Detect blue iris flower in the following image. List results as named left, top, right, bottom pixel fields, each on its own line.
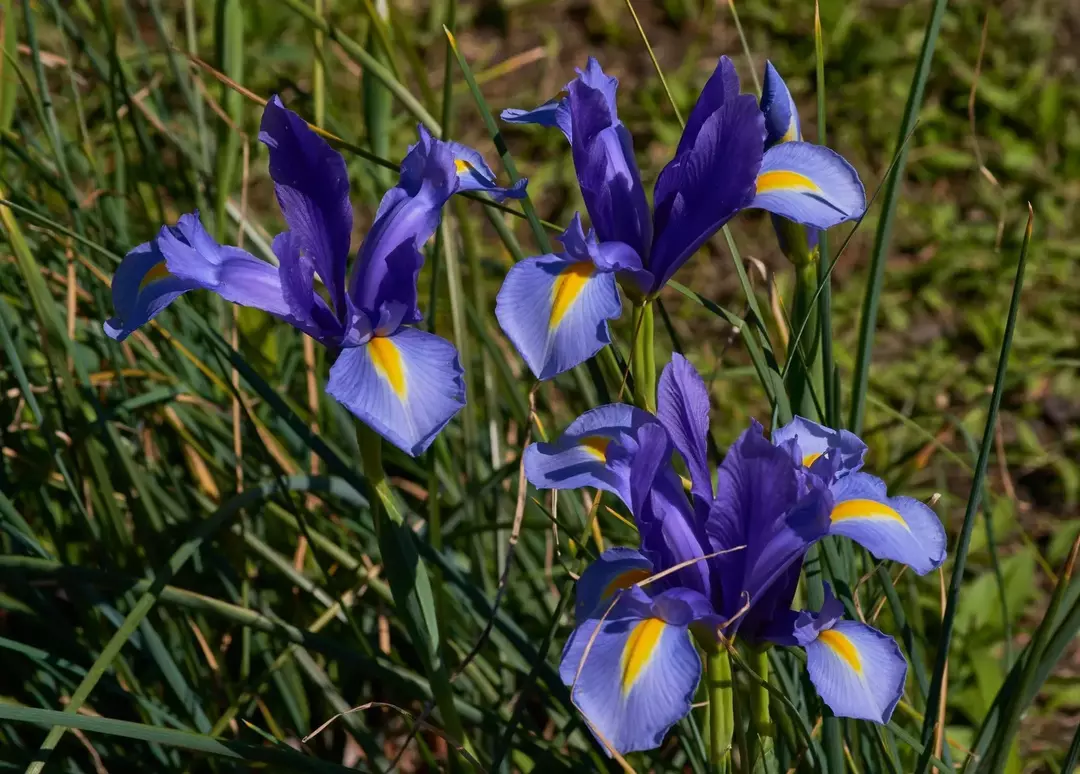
left=104, top=97, right=525, bottom=457
left=525, top=355, right=945, bottom=753
left=495, top=56, right=865, bottom=380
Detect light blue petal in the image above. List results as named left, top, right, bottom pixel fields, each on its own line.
left=559, top=597, right=701, bottom=754
left=443, top=140, right=527, bottom=200
left=495, top=254, right=622, bottom=380
left=325, top=327, right=465, bottom=457
left=575, top=548, right=654, bottom=624
left=523, top=403, right=656, bottom=505
left=828, top=472, right=946, bottom=575
left=803, top=620, right=906, bottom=724
left=771, top=415, right=867, bottom=479
left=104, top=239, right=199, bottom=341
left=500, top=97, right=572, bottom=142
left=750, top=142, right=865, bottom=229
left=760, top=61, right=801, bottom=148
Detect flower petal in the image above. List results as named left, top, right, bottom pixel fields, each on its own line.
left=272, top=232, right=345, bottom=342
left=760, top=61, right=802, bottom=148
left=349, top=126, right=457, bottom=324
left=104, top=239, right=199, bottom=341
left=803, top=620, right=906, bottom=724
left=523, top=403, right=657, bottom=505
left=650, top=91, right=764, bottom=292
left=750, top=142, right=865, bottom=229
left=677, top=56, right=741, bottom=157
left=443, top=140, right=527, bottom=200
left=259, top=96, right=352, bottom=316
left=657, top=354, right=713, bottom=500
left=500, top=97, right=572, bottom=142
left=495, top=254, right=622, bottom=380
left=827, top=472, right=946, bottom=575
left=771, top=415, right=867, bottom=480
left=325, top=327, right=465, bottom=457
left=565, top=58, right=652, bottom=260
left=575, top=548, right=654, bottom=624
left=560, top=594, right=702, bottom=754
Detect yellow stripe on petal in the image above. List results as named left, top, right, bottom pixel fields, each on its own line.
left=139, top=261, right=170, bottom=292
left=803, top=452, right=823, bottom=468
left=620, top=618, right=666, bottom=695
left=454, top=159, right=469, bottom=174
left=818, top=629, right=862, bottom=674
left=781, top=119, right=799, bottom=144
left=756, top=170, right=820, bottom=195
left=601, top=568, right=651, bottom=602
left=578, top=435, right=609, bottom=462
left=549, top=261, right=594, bottom=331
left=368, top=337, right=407, bottom=400
left=831, top=498, right=908, bottom=529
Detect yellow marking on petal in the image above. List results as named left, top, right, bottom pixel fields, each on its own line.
left=368, top=337, right=407, bottom=400
left=819, top=629, right=862, bottom=674
left=756, top=170, right=820, bottom=195
left=620, top=618, right=666, bottom=695
left=803, top=452, right=823, bottom=468
left=454, top=158, right=470, bottom=174
left=549, top=261, right=594, bottom=330
left=781, top=119, right=799, bottom=143
left=601, top=568, right=651, bottom=602
left=139, top=261, right=170, bottom=291
left=831, top=498, right=908, bottom=529
left=578, top=435, right=609, bottom=462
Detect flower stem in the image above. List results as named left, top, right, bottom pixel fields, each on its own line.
left=747, top=647, right=774, bottom=768
left=356, top=424, right=474, bottom=758
left=706, top=647, right=734, bottom=773
left=631, top=301, right=656, bottom=412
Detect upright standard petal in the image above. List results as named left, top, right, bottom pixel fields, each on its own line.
left=650, top=82, right=764, bottom=292
left=760, top=62, right=802, bottom=148
left=523, top=403, right=657, bottom=505
left=259, top=96, right=352, bottom=316
left=676, top=56, right=741, bottom=157
left=350, top=127, right=458, bottom=323
left=797, top=615, right=906, bottom=725
left=560, top=588, right=703, bottom=754
left=565, top=58, right=652, bottom=259
left=500, top=96, right=572, bottom=142
left=574, top=548, right=654, bottom=624
left=750, top=142, right=865, bottom=229
left=827, top=472, right=946, bottom=575
left=772, top=415, right=867, bottom=480
left=104, top=239, right=199, bottom=341
left=325, top=327, right=465, bottom=457
left=657, top=354, right=714, bottom=500
left=495, top=253, right=622, bottom=380
left=705, top=421, right=831, bottom=631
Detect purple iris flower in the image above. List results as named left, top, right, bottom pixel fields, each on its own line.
left=104, top=97, right=525, bottom=457
left=496, top=57, right=865, bottom=380
left=524, top=355, right=945, bottom=753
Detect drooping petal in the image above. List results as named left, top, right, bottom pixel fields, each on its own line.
left=760, top=61, right=802, bottom=148
left=104, top=239, right=199, bottom=341
left=657, top=354, right=713, bottom=500
left=802, top=620, right=906, bottom=724
left=827, top=472, right=946, bottom=575
left=523, top=403, right=657, bottom=505
left=559, top=590, right=703, bottom=754
left=259, top=96, right=352, bottom=316
left=443, top=140, right=527, bottom=200
left=620, top=422, right=712, bottom=597
left=771, top=415, right=867, bottom=480
left=494, top=254, right=622, bottom=380
left=575, top=548, right=654, bottom=624
left=650, top=88, right=764, bottom=292
left=325, top=327, right=465, bottom=457
left=706, top=420, right=831, bottom=629
left=349, top=126, right=458, bottom=323
left=565, top=58, right=652, bottom=260
left=750, top=142, right=865, bottom=229
left=500, top=96, right=572, bottom=142
left=677, top=56, right=741, bottom=157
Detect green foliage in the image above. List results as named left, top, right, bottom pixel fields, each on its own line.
left=0, top=1, right=1077, bottom=772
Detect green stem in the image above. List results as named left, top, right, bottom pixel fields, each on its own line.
left=706, top=648, right=734, bottom=773
left=747, top=647, right=773, bottom=767
left=790, top=258, right=824, bottom=422
left=631, top=301, right=656, bottom=412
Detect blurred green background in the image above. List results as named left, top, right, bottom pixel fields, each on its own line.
left=0, top=0, right=1077, bottom=771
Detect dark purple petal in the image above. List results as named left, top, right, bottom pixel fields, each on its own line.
left=259, top=96, right=352, bottom=318
left=272, top=232, right=344, bottom=343
left=566, top=58, right=652, bottom=260
left=677, top=56, right=741, bottom=157
left=649, top=91, right=765, bottom=292
left=657, top=354, right=713, bottom=501
left=760, top=61, right=802, bottom=149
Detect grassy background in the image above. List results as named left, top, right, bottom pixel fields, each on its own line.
left=0, top=0, right=1078, bottom=771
